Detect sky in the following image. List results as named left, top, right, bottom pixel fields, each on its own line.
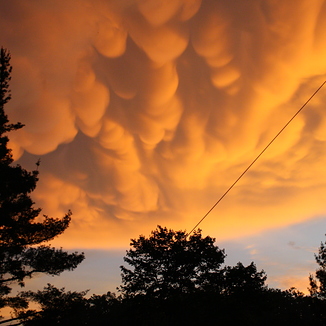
left=1, top=0, right=326, bottom=296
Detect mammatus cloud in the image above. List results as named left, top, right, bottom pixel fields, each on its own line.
left=1, top=0, right=326, bottom=249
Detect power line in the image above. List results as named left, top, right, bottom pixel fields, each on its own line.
left=187, top=80, right=326, bottom=236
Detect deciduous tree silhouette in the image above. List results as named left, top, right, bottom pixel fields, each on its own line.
left=309, top=235, right=326, bottom=298
left=202, top=261, right=267, bottom=295
left=17, top=284, right=89, bottom=326
left=10, top=227, right=326, bottom=325
left=119, top=225, right=226, bottom=298
left=15, top=285, right=120, bottom=326
left=0, top=47, right=84, bottom=313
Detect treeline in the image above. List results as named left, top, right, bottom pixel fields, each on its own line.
left=1, top=47, right=326, bottom=325
left=13, top=227, right=326, bottom=325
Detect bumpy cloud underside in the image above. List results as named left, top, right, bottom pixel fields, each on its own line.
left=2, top=0, right=326, bottom=248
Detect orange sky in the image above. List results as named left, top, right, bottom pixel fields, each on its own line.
left=1, top=0, right=326, bottom=293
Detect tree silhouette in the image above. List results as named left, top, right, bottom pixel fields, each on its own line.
left=119, top=225, right=226, bottom=298
left=309, top=235, right=326, bottom=298
left=203, top=261, right=267, bottom=295
left=9, top=227, right=326, bottom=325
left=0, top=47, right=84, bottom=313
left=14, top=285, right=120, bottom=326
left=17, top=284, right=89, bottom=326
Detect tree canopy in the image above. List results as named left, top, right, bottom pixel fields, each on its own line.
left=309, top=235, right=326, bottom=298
left=120, top=225, right=225, bottom=298
left=119, top=226, right=270, bottom=300
left=7, top=226, right=326, bottom=326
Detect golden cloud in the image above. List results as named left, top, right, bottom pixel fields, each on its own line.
left=1, top=0, right=326, bottom=249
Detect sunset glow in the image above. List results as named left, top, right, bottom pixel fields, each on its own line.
left=2, top=0, right=326, bottom=293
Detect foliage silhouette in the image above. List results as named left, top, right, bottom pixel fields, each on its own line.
left=220, top=262, right=267, bottom=294
left=10, top=227, right=326, bottom=325
left=17, top=284, right=89, bottom=326
left=0, top=47, right=84, bottom=315
left=119, top=225, right=225, bottom=298
left=16, top=284, right=120, bottom=326
left=309, top=234, right=326, bottom=298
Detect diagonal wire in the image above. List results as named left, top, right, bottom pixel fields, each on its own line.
left=187, top=80, right=326, bottom=236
